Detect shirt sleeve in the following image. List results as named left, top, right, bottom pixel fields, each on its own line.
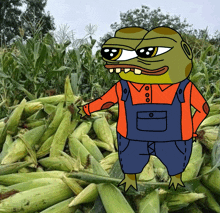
left=190, top=83, right=209, bottom=135
left=83, top=82, right=119, bottom=115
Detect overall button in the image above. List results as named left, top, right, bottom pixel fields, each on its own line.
left=149, top=113, right=154, bottom=117
left=146, top=98, right=150, bottom=102
left=124, top=88, right=127, bottom=94
left=145, top=93, right=149, bottom=97
left=179, top=89, right=182, bottom=94
left=145, top=86, right=149, bottom=90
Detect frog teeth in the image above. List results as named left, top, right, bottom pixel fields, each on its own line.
left=108, top=68, right=142, bottom=75
left=134, top=68, right=142, bottom=75
left=124, top=68, right=130, bottom=73
left=116, top=68, right=121, bottom=73
left=109, top=69, right=114, bottom=73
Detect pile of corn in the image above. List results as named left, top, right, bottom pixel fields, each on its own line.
left=0, top=76, right=220, bottom=212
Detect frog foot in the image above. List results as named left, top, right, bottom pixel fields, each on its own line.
left=168, top=173, right=185, bottom=190
left=118, top=174, right=137, bottom=192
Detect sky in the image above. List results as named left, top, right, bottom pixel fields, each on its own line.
left=45, top=0, right=220, bottom=47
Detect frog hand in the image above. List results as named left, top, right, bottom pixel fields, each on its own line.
left=77, top=106, right=87, bottom=118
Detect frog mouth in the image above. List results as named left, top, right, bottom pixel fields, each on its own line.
left=105, top=65, right=169, bottom=75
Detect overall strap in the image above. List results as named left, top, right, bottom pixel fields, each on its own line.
left=177, top=78, right=190, bottom=103
left=120, top=80, right=130, bottom=101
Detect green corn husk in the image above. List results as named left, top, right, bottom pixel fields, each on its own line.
left=0, top=134, right=13, bottom=163
left=0, top=98, right=26, bottom=149
left=93, top=116, right=115, bottom=151
left=98, top=183, right=135, bottom=213
left=23, top=101, right=43, bottom=117
left=94, top=139, right=115, bottom=152
left=0, top=180, right=74, bottom=213
left=36, top=134, right=55, bottom=158
left=152, top=156, right=169, bottom=182
left=0, top=178, right=64, bottom=194
left=182, top=141, right=204, bottom=181
left=36, top=166, right=44, bottom=172
left=61, top=174, right=83, bottom=195
left=40, top=197, right=78, bottom=213
left=71, top=121, right=92, bottom=141
left=100, top=152, right=118, bottom=173
left=200, top=166, right=220, bottom=195
left=24, top=155, right=37, bottom=168
left=43, top=103, right=57, bottom=115
left=202, top=127, right=218, bottom=150
left=110, top=122, right=118, bottom=150
left=177, top=203, right=203, bottom=213
left=200, top=114, right=220, bottom=127
left=65, top=75, right=78, bottom=107
left=138, top=155, right=156, bottom=182
left=195, top=182, right=220, bottom=213
left=0, top=122, right=5, bottom=128
left=50, top=110, right=72, bottom=157
left=69, top=183, right=98, bottom=207
left=89, top=155, right=109, bottom=176
left=38, top=102, right=64, bottom=147
left=137, top=189, right=160, bottom=213
left=28, top=94, right=65, bottom=104
left=160, top=190, right=205, bottom=212
left=81, top=134, right=104, bottom=162
left=25, top=108, right=47, bottom=122
left=1, top=125, right=46, bottom=164
left=0, top=161, right=32, bottom=175
left=25, top=119, right=46, bottom=129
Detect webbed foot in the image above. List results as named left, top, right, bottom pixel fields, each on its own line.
left=168, top=173, right=185, bottom=190
left=118, top=174, right=137, bottom=192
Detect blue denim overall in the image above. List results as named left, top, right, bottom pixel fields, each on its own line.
left=117, top=79, right=193, bottom=176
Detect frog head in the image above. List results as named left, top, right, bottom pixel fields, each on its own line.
left=101, top=26, right=193, bottom=84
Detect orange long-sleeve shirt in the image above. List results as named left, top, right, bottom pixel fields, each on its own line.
left=83, top=80, right=208, bottom=140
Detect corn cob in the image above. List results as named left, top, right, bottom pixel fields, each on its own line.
left=71, top=121, right=92, bottom=141
left=93, top=139, right=114, bottom=152
left=97, top=183, right=135, bottom=213
left=23, top=101, right=43, bottom=117
left=50, top=110, right=72, bottom=157
left=81, top=134, right=104, bottom=162
left=100, top=152, right=118, bottom=173
left=202, top=127, right=218, bottom=150
left=200, top=114, right=220, bottom=127
left=65, top=75, right=78, bottom=107
left=27, top=94, right=65, bottom=104
left=93, top=117, right=115, bottom=152
left=69, top=183, right=98, bottom=207
left=137, top=189, right=160, bottom=213
left=0, top=180, right=74, bottom=212
left=1, top=125, right=46, bottom=164
left=40, top=197, right=78, bottom=213
left=89, top=155, right=109, bottom=176
left=38, top=102, right=64, bottom=147
left=25, top=119, right=46, bottom=129
left=195, top=182, right=220, bottom=212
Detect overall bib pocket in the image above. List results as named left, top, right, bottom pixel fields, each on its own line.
left=137, top=111, right=167, bottom=132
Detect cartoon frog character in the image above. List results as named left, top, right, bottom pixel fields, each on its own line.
left=78, top=26, right=209, bottom=192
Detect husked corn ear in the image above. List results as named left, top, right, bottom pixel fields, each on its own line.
left=36, top=134, right=55, bottom=158
left=71, top=121, right=92, bottom=141
left=0, top=134, right=13, bottom=163
left=195, top=182, right=220, bottom=213
left=50, top=110, right=72, bottom=157
left=97, top=183, right=135, bottom=213
left=137, top=189, right=160, bottom=213
left=93, top=117, right=115, bottom=152
left=200, top=114, right=220, bottom=127
left=1, top=125, right=46, bottom=164
left=81, top=134, right=104, bottom=162
left=38, top=102, right=64, bottom=147
left=40, top=197, right=77, bottom=213
left=0, top=98, right=26, bottom=148
left=0, top=180, right=74, bottom=212
left=200, top=166, right=220, bottom=195
left=69, top=183, right=98, bottom=207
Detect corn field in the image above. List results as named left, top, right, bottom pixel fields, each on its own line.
left=0, top=31, right=220, bottom=212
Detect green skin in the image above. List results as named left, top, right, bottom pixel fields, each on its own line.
left=79, top=26, right=193, bottom=191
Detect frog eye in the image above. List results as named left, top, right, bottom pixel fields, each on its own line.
left=136, top=47, right=171, bottom=58
left=101, top=48, right=137, bottom=61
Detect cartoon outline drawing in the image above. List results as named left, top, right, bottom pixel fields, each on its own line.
left=78, top=26, right=209, bottom=192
